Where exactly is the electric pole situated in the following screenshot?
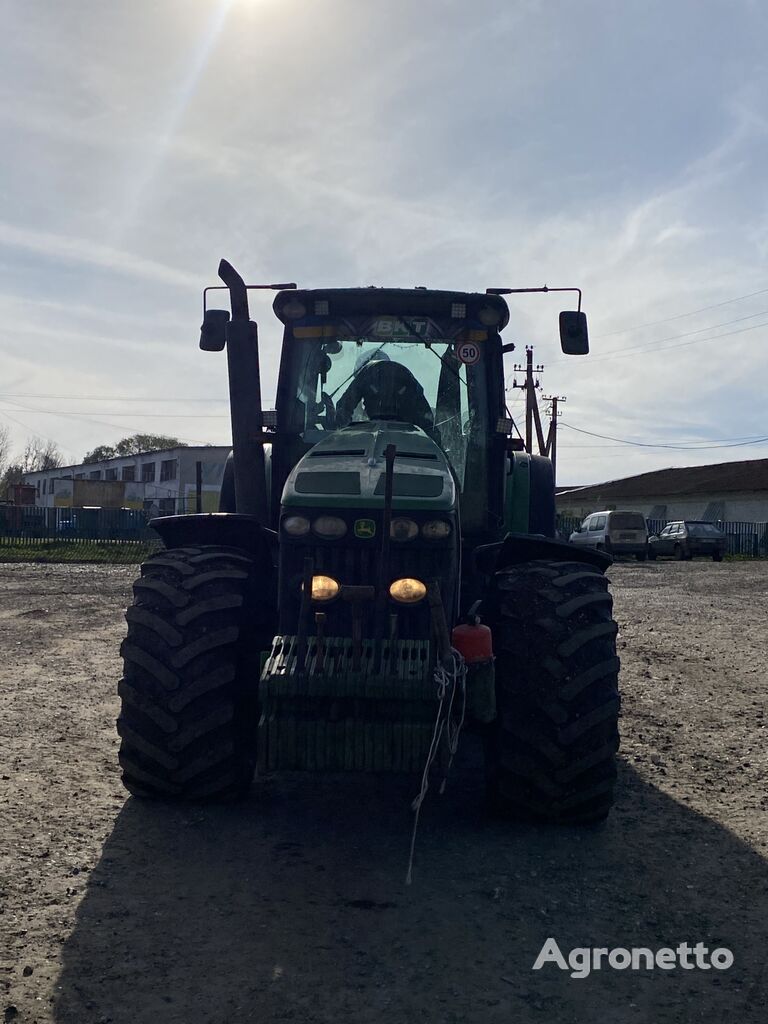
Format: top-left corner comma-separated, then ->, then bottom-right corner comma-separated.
511,347 -> 547,455
543,395 -> 566,485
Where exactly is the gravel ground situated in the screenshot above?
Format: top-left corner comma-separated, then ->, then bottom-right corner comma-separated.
1,560 -> 766,1023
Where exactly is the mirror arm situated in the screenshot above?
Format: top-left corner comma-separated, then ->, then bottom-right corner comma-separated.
487,285 -> 582,312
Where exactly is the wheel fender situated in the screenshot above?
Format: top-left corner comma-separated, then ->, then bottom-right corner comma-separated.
474,532 -> 612,575
150,512 -> 277,566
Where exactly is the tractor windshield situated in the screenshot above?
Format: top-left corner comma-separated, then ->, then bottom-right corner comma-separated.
280,327 -> 490,516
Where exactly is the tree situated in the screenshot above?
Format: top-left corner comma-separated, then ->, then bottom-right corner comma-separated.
82,444 -> 118,464
0,424 -> 10,482
0,435 -> 63,498
82,434 -> 187,463
22,436 -> 64,473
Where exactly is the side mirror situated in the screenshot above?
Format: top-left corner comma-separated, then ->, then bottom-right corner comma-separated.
559,310 -> 589,355
200,308 -> 230,351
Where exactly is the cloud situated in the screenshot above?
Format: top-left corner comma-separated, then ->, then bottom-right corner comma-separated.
0,221 -> 199,288
1,0 -> 767,482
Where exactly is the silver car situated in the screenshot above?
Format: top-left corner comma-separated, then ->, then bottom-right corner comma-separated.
569,509 -> 649,561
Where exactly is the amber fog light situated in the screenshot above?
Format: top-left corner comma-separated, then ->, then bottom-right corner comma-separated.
309,575 -> 340,601
389,578 -> 427,604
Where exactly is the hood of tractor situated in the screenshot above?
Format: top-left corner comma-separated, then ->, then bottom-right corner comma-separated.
281,421 -> 456,511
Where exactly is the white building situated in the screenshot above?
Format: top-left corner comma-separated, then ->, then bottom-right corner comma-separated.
557,458 -> 768,523
24,446 -> 231,515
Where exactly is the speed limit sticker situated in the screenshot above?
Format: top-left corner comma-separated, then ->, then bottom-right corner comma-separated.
455,339 -> 481,365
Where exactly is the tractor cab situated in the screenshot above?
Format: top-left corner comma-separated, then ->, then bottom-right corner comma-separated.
266,288 -> 511,636
270,288 -> 511,540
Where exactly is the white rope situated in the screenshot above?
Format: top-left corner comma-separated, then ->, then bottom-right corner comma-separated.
405,649 -> 467,885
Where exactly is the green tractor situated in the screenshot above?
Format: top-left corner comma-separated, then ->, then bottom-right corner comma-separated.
117,261 -> 620,823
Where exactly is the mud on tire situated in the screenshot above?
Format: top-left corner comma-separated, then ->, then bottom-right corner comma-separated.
118,545 -> 276,801
484,560 -> 620,824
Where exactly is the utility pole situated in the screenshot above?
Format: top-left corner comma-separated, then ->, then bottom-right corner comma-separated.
511,347 -> 547,455
543,395 -> 566,485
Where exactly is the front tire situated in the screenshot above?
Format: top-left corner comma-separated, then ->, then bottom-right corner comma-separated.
118,545 -> 276,801
484,560 -> 620,824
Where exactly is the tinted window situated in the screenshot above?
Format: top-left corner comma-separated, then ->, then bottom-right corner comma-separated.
687,523 -> 724,537
610,512 -> 646,530
594,515 -> 606,530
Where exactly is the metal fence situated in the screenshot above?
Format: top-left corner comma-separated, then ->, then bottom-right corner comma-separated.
1,506 -> 766,559
0,505 -> 158,543
555,514 -> 768,558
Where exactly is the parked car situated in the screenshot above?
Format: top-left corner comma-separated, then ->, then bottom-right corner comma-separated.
569,509 -> 649,560
648,521 -> 725,561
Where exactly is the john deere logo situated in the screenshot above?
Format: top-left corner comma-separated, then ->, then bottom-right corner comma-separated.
354,518 -> 376,539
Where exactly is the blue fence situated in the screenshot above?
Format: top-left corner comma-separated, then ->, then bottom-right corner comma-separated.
0,505 -> 157,543
1,506 -> 766,559
556,514 -> 768,558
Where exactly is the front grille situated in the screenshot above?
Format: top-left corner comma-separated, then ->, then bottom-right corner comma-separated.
278,536 -> 456,637
312,542 -> 446,587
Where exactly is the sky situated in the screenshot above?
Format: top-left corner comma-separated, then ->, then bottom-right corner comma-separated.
1,0 -> 767,485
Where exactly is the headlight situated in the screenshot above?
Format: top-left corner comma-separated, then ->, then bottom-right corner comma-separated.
390,517 -> 418,541
478,305 -> 502,327
313,515 -> 347,538
421,520 -> 451,540
282,299 -> 307,319
389,578 -> 427,604
309,575 -> 340,601
283,515 -> 310,537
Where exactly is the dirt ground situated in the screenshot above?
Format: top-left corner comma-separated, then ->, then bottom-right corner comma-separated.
1,560 -> 766,1024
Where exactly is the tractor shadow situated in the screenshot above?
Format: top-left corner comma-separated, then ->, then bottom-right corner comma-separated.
54,745 -> 767,1024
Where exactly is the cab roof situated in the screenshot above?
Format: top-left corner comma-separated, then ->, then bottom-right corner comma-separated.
273,287 -> 510,330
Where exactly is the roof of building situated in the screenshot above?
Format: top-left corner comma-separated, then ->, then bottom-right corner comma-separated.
558,458 -> 768,503
23,445 -> 231,479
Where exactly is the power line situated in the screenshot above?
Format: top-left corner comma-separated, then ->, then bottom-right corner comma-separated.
550,314 -> 768,365
560,422 -> 768,450
560,432 -> 768,447
0,404 -> 227,419
0,398 -> 215,446
0,392 -> 229,403
594,286 -> 768,338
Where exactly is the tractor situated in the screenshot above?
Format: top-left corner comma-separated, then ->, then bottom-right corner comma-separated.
117,261 -> 620,823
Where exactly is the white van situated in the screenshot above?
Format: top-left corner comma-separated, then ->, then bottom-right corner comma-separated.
569,509 -> 649,560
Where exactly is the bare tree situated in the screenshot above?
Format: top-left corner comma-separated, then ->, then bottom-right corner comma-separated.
0,423 -> 10,481
22,436 -> 64,473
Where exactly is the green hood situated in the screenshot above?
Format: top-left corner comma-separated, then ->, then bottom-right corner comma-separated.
282,421 -> 456,511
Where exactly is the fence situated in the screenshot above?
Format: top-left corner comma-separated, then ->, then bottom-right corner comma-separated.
2,505 -> 767,561
0,505 -> 157,540
0,505 -> 161,562
555,514 -> 768,558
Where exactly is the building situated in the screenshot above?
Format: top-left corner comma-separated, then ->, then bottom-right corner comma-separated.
23,446 -> 231,515
557,458 -> 768,523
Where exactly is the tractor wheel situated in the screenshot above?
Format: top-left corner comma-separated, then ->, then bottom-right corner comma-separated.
484,560 -> 620,824
117,545 -> 276,801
